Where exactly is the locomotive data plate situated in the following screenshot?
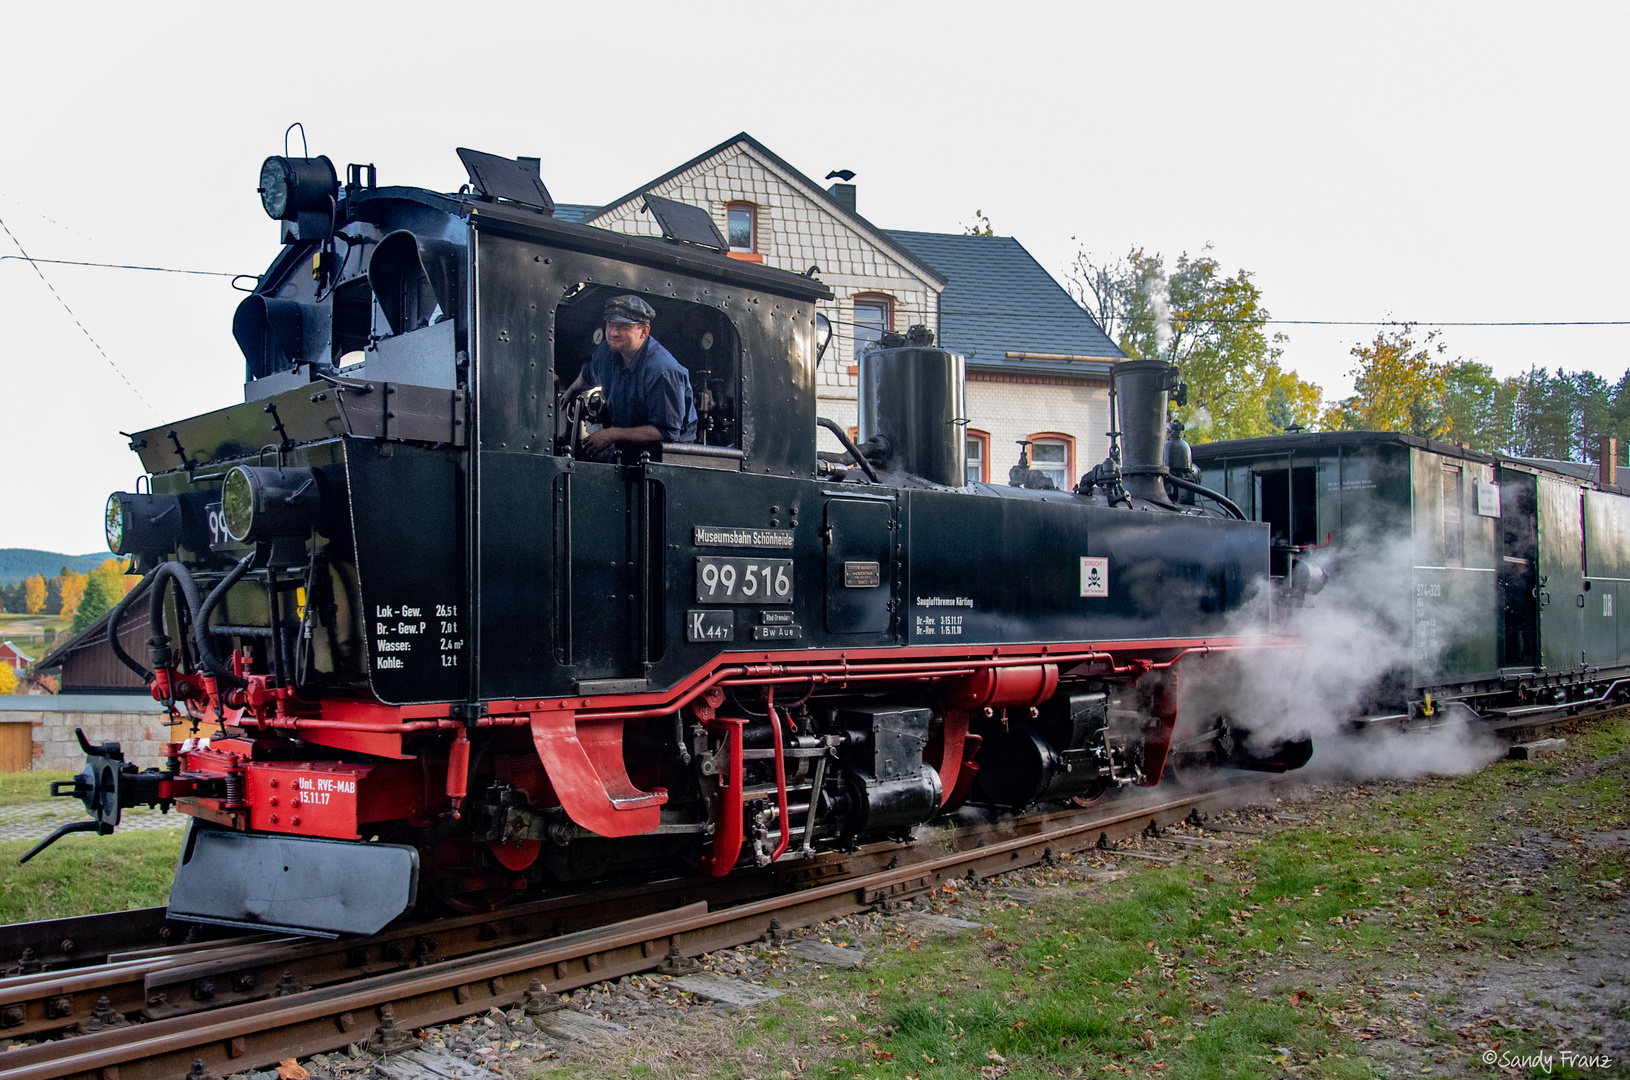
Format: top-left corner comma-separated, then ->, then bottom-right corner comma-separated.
693,525 -> 795,549
842,561 -> 881,588
686,610 -> 735,642
695,556 -> 794,604
753,624 -> 801,640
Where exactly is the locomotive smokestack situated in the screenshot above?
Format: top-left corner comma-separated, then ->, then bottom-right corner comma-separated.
1113,359 -> 1182,504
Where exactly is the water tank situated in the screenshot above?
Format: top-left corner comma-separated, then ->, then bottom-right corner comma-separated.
858,346 -> 966,487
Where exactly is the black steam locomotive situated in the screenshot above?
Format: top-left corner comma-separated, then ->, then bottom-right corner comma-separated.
35,148 -> 1296,937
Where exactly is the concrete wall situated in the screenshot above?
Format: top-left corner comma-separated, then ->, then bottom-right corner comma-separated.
0,695 -> 171,771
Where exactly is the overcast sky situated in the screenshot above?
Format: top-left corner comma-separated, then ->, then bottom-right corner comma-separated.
2,1 -> 1625,554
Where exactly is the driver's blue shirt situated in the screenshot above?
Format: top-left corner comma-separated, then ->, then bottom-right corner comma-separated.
582,335 -> 697,444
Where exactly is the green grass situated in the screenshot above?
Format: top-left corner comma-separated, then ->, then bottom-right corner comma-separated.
0,830 -> 181,921
571,715 -> 1629,1080
0,770 -> 73,806
0,768 -> 180,921
0,611 -> 73,655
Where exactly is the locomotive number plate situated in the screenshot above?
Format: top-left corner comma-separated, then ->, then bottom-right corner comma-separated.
695,557 -> 793,604
204,501 -> 239,552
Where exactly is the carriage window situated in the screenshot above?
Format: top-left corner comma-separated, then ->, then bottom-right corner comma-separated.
1443,465 -> 1464,565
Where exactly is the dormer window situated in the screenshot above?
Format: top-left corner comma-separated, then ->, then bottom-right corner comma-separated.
727,202 -> 756,253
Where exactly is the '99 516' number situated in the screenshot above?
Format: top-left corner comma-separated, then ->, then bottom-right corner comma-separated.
695,557 -> 793,604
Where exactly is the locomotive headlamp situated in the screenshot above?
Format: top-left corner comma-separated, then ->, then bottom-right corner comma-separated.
105,491 -> 184,557
104,494 -> 123,553
221,465 -> 320,543
814,313 -> 833,362
258,155 -> 339,222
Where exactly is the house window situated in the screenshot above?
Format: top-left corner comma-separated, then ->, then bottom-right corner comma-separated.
1028,434 -> 1073,490
965,429 -> 989,484
726,203 -> 756,253
852,294 -> 893,363
1443,465 -> 1464,565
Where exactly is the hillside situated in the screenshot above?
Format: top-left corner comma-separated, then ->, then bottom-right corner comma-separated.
0,549 -> 113,585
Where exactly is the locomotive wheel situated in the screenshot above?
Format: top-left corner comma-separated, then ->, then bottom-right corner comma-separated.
488,837 -> 543,872
422,838 -> 528,914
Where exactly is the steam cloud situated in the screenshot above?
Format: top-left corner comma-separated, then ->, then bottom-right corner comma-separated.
1181,530 -> 1508,780
1144,267 -> 1173,360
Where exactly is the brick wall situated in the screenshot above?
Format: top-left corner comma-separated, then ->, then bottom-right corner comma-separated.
967,375 -> 1112,484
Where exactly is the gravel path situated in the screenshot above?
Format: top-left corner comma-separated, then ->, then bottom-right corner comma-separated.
0,801 -> 185,843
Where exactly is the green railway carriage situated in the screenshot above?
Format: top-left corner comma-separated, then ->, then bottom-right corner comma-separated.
1190,430 -> 1630,720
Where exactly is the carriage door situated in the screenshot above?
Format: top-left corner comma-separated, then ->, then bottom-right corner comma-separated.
1535,474 -> 1584,673
1497,469 -> 1539,669
824,497 -> 896,634
1255,464 -> 1317,579
1583,491 -> 1622,668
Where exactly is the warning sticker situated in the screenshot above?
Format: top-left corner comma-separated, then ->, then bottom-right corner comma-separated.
1080,557 -> 1109,598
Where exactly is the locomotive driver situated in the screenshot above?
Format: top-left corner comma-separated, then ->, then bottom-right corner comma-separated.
561,294 -> 698,460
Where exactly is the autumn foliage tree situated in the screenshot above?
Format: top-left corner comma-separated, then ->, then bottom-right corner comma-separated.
22,574 -> 46,615
1321,324 -> 1630,464
1323,326 -> 1450,437
52,569 -> 88,619
71,560 -> 133,635
1069,246 -> 1323,440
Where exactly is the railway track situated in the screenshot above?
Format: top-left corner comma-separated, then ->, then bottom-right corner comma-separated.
1,703 -> 1604,1080
0,770 -> 1296,1080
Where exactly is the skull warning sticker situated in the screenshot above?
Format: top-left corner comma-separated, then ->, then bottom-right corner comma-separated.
1080,557 -> 1109,598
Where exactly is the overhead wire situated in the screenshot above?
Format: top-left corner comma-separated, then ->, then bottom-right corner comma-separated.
0,215 -> 158,417
818,308 -> 1630,331
0,254 -> 242,278
3,254 -> 1617,330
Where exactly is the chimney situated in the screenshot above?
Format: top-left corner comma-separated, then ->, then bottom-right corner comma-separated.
827,183 -> 856,214
1601,436 -> 1618,486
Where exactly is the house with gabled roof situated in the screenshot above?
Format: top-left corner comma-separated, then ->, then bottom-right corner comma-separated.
556,133 -> 1123,488
1,641 -> 33,672
883,230 -> 1121,485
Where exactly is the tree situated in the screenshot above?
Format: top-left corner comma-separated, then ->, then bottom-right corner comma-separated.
1323,326 -> 1448,437
1068,246 -> 1324,439
0,664 -> 16,695
1439,360 -> 1510,451
1509,368 -> 1583,460
22,574 -> 46,615
962,210 -> 994,237
54,569 -> 87,619
1262,365 -> 1325,431
71,560 -> 128,635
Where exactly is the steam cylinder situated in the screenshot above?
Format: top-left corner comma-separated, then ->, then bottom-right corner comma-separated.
857,347 -> 966,487
1113,359 -> 1179,504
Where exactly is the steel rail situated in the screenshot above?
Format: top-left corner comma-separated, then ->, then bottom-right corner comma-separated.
1,775 -> 1287,1080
